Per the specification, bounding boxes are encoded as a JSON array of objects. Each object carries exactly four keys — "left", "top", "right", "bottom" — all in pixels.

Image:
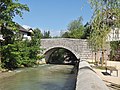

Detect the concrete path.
[{"left": 93, "top": 68, "right": 120, "bottom": 90}]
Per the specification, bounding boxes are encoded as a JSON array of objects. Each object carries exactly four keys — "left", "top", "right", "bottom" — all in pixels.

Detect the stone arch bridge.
[
  {"left": 41, "top": 38, "right": 109, "bottom": 90},
  {"left": 41, "top": 38, "right": 92, "bottom": 62}
]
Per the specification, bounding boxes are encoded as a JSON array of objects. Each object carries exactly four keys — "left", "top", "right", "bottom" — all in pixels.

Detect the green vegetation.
[
  {"left": 0, "top": 0, "right": 120, "bottom": 70},
  {"left": 61, "top": 17, "right": 87, "bottom": 39},
  {"left": 110, "top": 41, "right": 120, "bottom": 61},
  {"left": 88, "top": 0, "right": 120, "bottom": 66},
  {"left": 0, "top": 0, "right": 29, "bottom": 31},
  {"left": 93, "top": 66, "right": 106, "bottom": 70},
  {"left": 0, "top": 0, "right": 43, "bottom": 70},
  {"left": 42, "top": 31, "right": 51, "bottom": 38},
  {"left": 60, "top": 0, "right": 120, "bottom": 65},
  {"left": 1, "top": 28, "right": 43, "bottom": 70},
  {"left": 61, "top": 17, "right": 91, "bottom": 39}
]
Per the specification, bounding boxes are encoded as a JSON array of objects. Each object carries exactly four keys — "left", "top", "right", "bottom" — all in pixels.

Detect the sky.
[{"left": 14, "top": 0, "right": 93, "bottom": 36}]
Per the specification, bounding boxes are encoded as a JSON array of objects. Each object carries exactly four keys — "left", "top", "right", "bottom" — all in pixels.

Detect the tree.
[
  {"left": 110, "top": 41, "right": 120, "bottom": 61},
  {"left": 61, "top": 17, "right": 84, "bottom": 39},
  {"left": 33, "top": 28, "right": 43, "bottom": 39},
  {"left": 0, "top": 0, "right": 29, "bottom": 47},
  {"left": 68, "top": 17, "right": 84, "bottom": 38},
  {"left": 0, "top": 0, "right": 29, "bottom": 69},
  {"left": 42, "top": 31, "right": 51, "bottom": 38},
  {"left": 22, "top": 28, "right": 43, "bottom": 67},
  {"left": 1, "top": 28, "right": 43, "bottom": 69},
  {"left": 82, "top": 22, "right": 91, "bottom": 39},
  {"left": 88, "top": 0, "right": 120, "bottom": 66},
  {"left": 61, "top": 31, "right": 70, "bottom": 38},
  {"left": 30, "top": 28, "right": 42, "bottom": 60},
  {"left": 0, "top": 0, "right": 29, "bottom": 30}
]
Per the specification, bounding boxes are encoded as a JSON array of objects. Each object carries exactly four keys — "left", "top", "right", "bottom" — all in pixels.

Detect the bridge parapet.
[{"left": 76, "top": 61, "right": 109, "bottom": 90}]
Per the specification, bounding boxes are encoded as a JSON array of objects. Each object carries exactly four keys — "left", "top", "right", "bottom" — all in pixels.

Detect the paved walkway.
[{"left": 92, "top": 66, "right": 120, "bottom": 90}]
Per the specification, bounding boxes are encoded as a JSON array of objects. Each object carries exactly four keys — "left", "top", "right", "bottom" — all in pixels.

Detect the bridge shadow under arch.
[{"left": 44, "top": 47, "right": 79, "bottom": 65}]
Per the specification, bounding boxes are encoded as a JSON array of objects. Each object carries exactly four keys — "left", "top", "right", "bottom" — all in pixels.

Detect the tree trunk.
[
  {"left": 0, "top": 52, "right": 1, "bottom": 68},
  {"left": 92, "top": 51, "right": 93, "bottom": 63},
  {"left": 0, "top": 42, "right": 1, "bottom": 69},
  {"left": 95, "top": 52, "right": 97, "bottom": 65},
  {"left": 101, "top": 49, "right": 105, "bottom": 67},
  {"left": 97, "top": 49, "right": 100, "bottom": 66}
]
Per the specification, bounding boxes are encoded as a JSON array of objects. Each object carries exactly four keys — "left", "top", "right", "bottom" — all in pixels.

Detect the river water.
[{"left": 0, "top": 65, "right": 76, "bottom": 90}]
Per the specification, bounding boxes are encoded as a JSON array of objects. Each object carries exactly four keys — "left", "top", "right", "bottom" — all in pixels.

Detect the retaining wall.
[{"left": 76, "top": 61, "right": 109, "bottom": 90}]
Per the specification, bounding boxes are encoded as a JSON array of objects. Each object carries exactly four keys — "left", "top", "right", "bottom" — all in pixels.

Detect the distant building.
[
  {"left": 0, "top": 25, "right": 32, "bottom": 41},
  {"left": 0, "top": 34, "right": 4, "bottom": 41},
  {"left": 0, "top": 27, "right": 5, "bottom": 41},
  {"left": 18, "top": 25, "right": 32, "bottom": 40},
  {"left": 107, "top": 28, "right": 120, "bottom": 41},
  {"left": 107, "top": 28, "right": 120, "bottom": 61}
]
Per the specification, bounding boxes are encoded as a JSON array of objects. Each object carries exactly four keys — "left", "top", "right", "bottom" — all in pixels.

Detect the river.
[{"left": 0, "top": 65, "right": 77, "bottom": 90}]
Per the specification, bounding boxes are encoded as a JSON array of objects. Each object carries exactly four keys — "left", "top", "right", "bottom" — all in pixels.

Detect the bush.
[{"left": 1, "top": 29, "right": 43, "bottom": 70}]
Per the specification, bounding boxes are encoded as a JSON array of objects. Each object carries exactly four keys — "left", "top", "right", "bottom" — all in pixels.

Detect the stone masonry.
[{"left": 41, "top": 38, "right": 92, "bottom": 61}]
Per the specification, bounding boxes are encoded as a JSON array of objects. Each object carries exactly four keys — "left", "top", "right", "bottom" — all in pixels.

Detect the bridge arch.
[
  {"left": 44, "top": 46, "right": 79, "bottom": 64},
  {"left": 41, "top": 38, "right": 92, "bottom": 62}
]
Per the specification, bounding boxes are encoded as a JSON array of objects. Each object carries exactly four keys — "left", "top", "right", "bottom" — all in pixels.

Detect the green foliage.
[
  {"left": 61, "top": 17, "right": 85, "bottom": 39},
  {"left": 82, "top": 23, "right": 91, "bottom": 39},
  {"left": 1, "top": 28, "right": 43, "bottom": 69},
  {"left": 1, "top": 43, "right": 20, "bottom": 69},
  {"left": 68, "top": 17, "right": 83, "bottom": 30},
  {"left": 0, "top": 1, "right": 45, "bottom": 70},
  {"left": 52, "top": 36, "right": 60, "bottom": 38},
  {"left": 1, "top": 27, "right": 15, "bottom": 45},
  {"left": 0, "top": 0, "right": 43, "bottom": 69},
  {"left": 0, "top": 0, "right": 31, "bottom": 69},
  {"left": 0, "top": 0, "right": 29, "bottom": 31},
  {"left": 110, "top": 41, "right": 120, "bottom": 61},
  {"left": 88, "top": 0, "right": 120, "bottom": 50},
  {"left": 69, "top": 28, "right": 84, "bottom": 39},
  {"left": 61, "top": 31, "right": 70, "bottom": 38},
  {"left": 42, "top": 31, "right": 51, "bottom": 38},
  {"left": 88, "top": 0, "right": 120, "bottom": 65},
  {"left": 33, "top": 28, "right": 43, "bottom": 39},
  {"left": 28, "top": 28, "right": 42, "bottom": 61}
]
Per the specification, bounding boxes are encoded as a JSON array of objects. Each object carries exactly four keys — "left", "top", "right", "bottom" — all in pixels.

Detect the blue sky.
[{"left": 14, "top": 0, "right": 93, "bottom": 36}]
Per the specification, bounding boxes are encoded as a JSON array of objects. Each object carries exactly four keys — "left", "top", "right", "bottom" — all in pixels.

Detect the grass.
[
  {"left": 88, "top": 62, "right": 105, "bottom": 69},
  {"left": 94, "top": 66, "right": 106, "bottom": 70}
]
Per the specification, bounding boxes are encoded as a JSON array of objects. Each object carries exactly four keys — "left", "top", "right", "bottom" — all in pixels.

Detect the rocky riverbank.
[{"left": 0, "top": 70, "right": 18, "bottom": 80}]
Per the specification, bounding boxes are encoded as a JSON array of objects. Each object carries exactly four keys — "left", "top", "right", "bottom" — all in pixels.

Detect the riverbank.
[
  {"left": 0, "top": 70, "right": 20, "bottom": 80},
  {"left": 0, "top": 64, "right": 44, "bottom": 79}
]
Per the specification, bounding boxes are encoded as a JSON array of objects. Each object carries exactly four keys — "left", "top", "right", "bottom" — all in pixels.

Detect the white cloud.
[
  {"left": 22, "top": 25, "right": 32, "bottom": 30},
  {"left": 40, "top": 29, "right": 61, "bottom": 37},
  {"left": 52, "top": 30, "right": 67, "bottom": 37},
  {"left": 50, "top": 30, "right": 60, "bottom": 36},
  {"left": 22, "top": 25, "right": 63, "bottom": 37}
]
